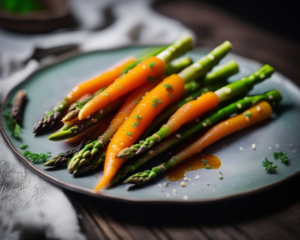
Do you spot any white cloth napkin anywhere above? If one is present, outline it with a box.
[0,0,193,239]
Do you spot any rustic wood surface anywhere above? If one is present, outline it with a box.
[65,1,300,239]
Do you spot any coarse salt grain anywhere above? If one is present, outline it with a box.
[245,116,250,122]
[175,134,181,138]
[237,103,242,109]
[183,196,188,200]
[252,143,256,150]
[158,184,162,187]
[166,193,170,197]
[163,182,168,187]
[269,146,272,150]
[184,177,188,181]
[202,123,207,127]
[256,106,261,112]
[276,144,280,148]
[180,181,186,187]
[86,115,90,119]
[195,175,200,180]
[240,147,243,150]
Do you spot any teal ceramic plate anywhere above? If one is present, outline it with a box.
[1,46,300,203]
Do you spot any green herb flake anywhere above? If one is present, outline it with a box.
[207,183,210,186]
[218,172,223,180]
[132,123,138,128]
[273,151,288,164]
[23,150,51,164]
[243,112,251,117]
[262,158,277,173]
[133,115,143,120]
[162,83,173,91]
[152,98,162,108]
[149,62,155,68]
[202,159,208,165]
[135,101,139,104]
[125,132,133,137]
[118,86,122,90]
[20,145,28,150]
[168,93,172,98]
[147,76,155,82]
[4,111,21,138]
[205,165,211,169]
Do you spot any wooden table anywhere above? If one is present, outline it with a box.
[66,1,300,239]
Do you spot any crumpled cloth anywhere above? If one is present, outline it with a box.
[0,0,192,239]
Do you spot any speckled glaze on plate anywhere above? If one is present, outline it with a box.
[1,46,300,203]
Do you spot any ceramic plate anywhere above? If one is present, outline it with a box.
[1,46,300,203]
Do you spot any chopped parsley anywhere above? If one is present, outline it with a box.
[162,83,173,91]
[207,183,210,186]
[243,112,251,117]
[20,145,28,150]
[202,159,208,165]
[125,132,133,137]
[168,93,172,98]
[133,115,143,120]
[4,111,21,138]
[262,158,277,173]
[152,98,162,108]
[118,86,122,90]
[23,150,52,164]
[218,172,223,180]
[149,62,155,68]
[132,122,140,128]
[205,165,211,169]
[147,76,155,82]
[135,101,139,104]
[273,151,288,164]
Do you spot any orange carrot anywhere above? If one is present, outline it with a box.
[94,74,185,191]
[170,101,272,163]
[96,75,165,148]
[160,92,219,136]
[66,57,137,104]
[79,57,165,120]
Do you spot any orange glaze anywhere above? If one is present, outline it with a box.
[166,154,221,181]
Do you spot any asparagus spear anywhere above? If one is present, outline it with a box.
[33,46,169,135]
[140,60,239,139]
[117,64,275,158]
[48,95,126,141]
[111,89,282,185]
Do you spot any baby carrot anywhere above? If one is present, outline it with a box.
[79,34,194,120]
[125,101,273,185]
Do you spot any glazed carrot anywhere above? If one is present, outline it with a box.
[94,74,186,191]
[79,34,194,120]
[125,101,273,184]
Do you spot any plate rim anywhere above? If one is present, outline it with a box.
[1,45,300,204]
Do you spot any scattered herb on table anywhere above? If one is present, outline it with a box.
[20,145,28,150]
[218,172,223,180]
[4,111,22,138]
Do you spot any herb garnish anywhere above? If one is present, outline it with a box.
[202,159,211,169]
[20,145,28,150]
[273,151,288,164]
[168,93,172,98]
[4,111,21,138]
[133,115,143,120]
[243,112,251,117]
[23,150,51,163]
[162,83,173,91]
[125,132,133,137]
[135,101,139,104]
[218,172,223,180]
[149,62,155,68]
[262,158,277,173]
[132,122,140,128]
[118,86,122,90]
[152,98,162,108]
